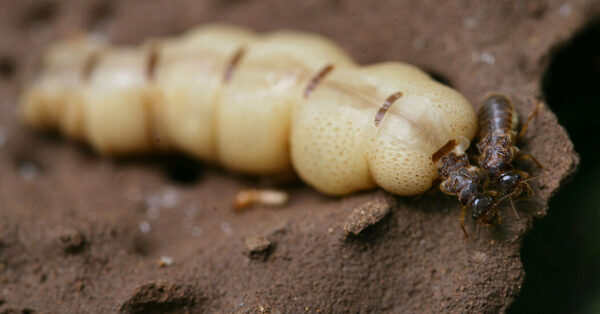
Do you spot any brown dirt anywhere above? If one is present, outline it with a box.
[0,0,585,312]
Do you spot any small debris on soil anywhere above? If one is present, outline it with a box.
[343,196,393,237]
[244,235,273,260]
[233,189,289,210]
[17,161,39,181]
[58,229,85,253]
[138,221,151,234]
[157,256,173,267]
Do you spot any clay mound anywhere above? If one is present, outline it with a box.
[0,0,581,312]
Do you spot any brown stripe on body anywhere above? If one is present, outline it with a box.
[432,139,457,163]
[223,47,246,84]
[82,51,101,81]
[303,64,334,98]
[478,94,515,137]
[325,82,441,150]
[374,91,403,127]
[145,41,160,81]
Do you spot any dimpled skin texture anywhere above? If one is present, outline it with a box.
[217,31,355,174]
[291,64,476,195]
[19,24,476,196]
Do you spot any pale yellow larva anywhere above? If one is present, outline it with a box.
[19,24,477,196]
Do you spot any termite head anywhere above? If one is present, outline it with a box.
[470,194,499,225]
[481,147,512,178]
[497,170,533,198]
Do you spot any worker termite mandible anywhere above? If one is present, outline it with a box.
[19,24,477,197]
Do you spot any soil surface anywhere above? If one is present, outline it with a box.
[0,0,585,312]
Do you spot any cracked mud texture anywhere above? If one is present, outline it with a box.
[0,0,585,312]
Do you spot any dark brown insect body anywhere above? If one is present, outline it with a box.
[476,94,539,205]
[433,139,498,237]
[476,94,519,179]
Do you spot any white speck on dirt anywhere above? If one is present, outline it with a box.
[472,251,488,263]
[192,226,203,238]
[185,203,199,217]
[160,189,179,209]
[559,3,571,17]
[139,221,151,234]
[158,255,173,267]
[463,17,477,29]
[472,52,495,65]
[220,221,232,235]
[19,161,39,181]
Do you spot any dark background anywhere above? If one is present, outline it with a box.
[510,17,600,314]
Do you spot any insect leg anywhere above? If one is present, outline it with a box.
[460,205,469,241]
[508,198,520,219]
[517,153,544,169]
[517,100,542,139]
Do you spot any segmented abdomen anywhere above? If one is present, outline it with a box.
[19,24,477,197]
[477,94,517,138]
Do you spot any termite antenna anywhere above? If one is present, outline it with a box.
[494,193,512,208]
[304,64,334,98]
[374,91,403,127]
[522,172,550,183]
[516,153,544,169]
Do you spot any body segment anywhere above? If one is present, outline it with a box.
[476,94,539,212]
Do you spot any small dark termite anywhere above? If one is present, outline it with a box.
[476,94,542,215]
[432,138,498,238]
